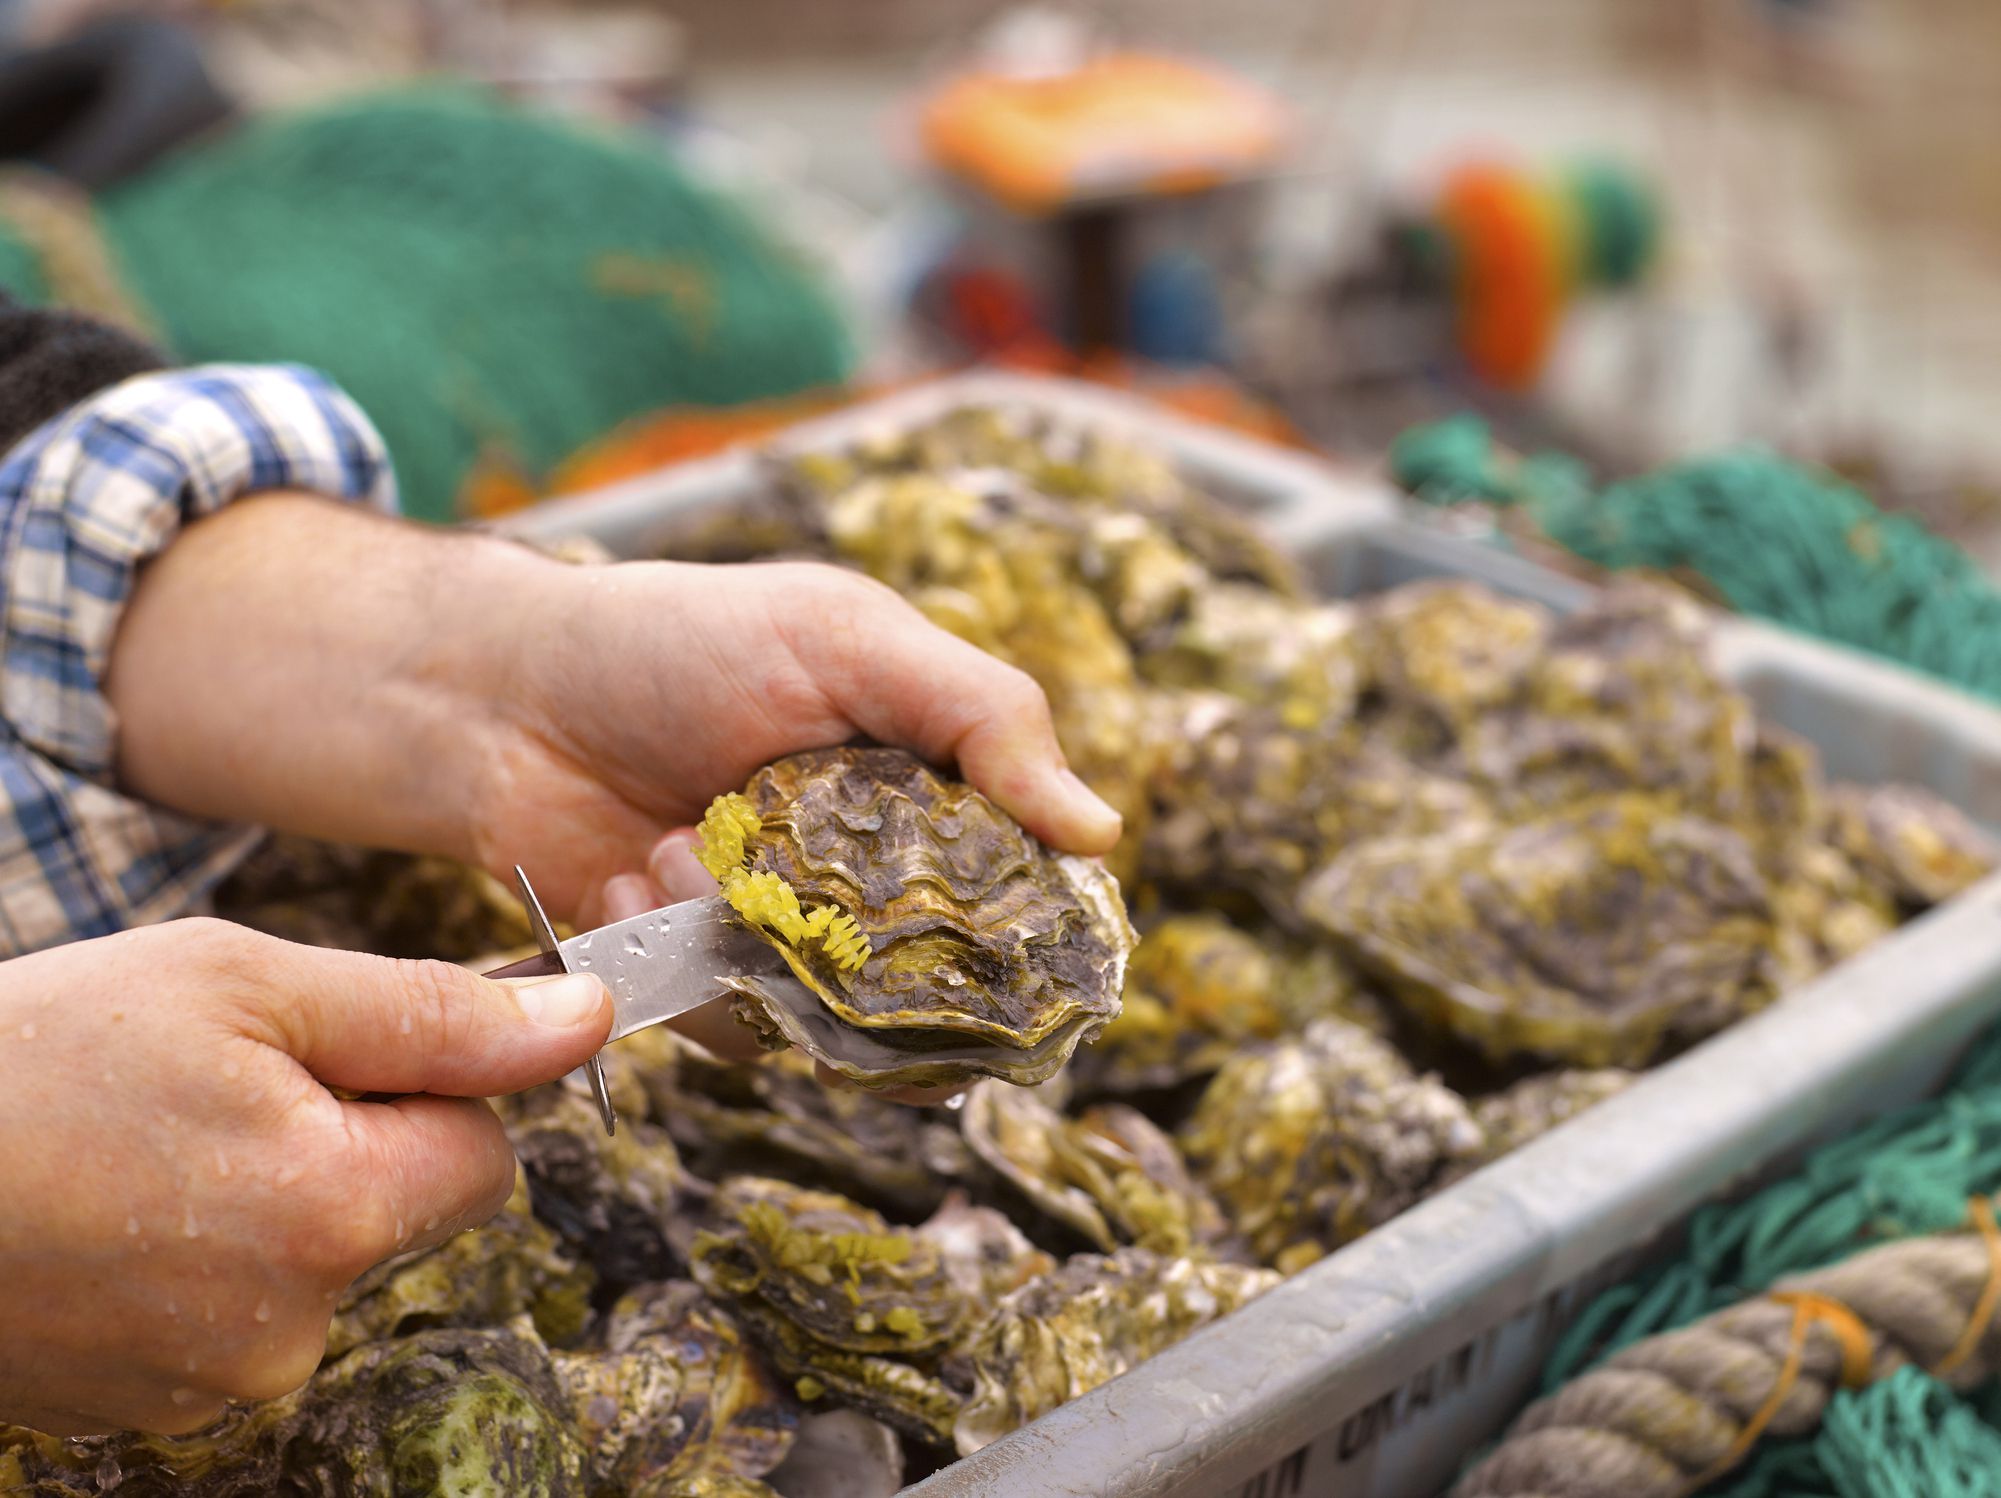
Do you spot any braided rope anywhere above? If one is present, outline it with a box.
[1451,1199,2001,1498]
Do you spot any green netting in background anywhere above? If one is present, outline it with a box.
[0,84,854,520]
[1393,415,2001,708]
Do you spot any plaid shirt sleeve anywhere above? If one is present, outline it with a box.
[0,363,396,956]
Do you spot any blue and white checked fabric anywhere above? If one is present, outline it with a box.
[0,363,395,956]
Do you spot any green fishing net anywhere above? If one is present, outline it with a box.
[1393,415,2001,706]
[0,84,853,520]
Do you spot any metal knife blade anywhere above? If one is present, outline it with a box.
[558,893,792,1042]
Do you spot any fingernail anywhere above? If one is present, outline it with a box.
[601,873,659,923]
[1058,767,1123,835]
[501,973,606,1027]
[649,832,715,891]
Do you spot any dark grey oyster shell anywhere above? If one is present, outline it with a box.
[697,747,1133,1089]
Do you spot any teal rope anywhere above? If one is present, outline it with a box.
[1393,417,2001,706]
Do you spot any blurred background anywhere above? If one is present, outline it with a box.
[1,0,1996,560]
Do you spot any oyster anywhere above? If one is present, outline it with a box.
[1303,794,1779,1066]
[212,836,530,960]
[1144,694,1489,927]
[1180,1018,1485,1273]
[329,1168,594,1357]
[554,1281,797,1495]
[695,747,1133,1089]
[287,1321,590,1496]
[1135,584,1361,730]
[497,1081,694,1288]
[646,1039,970,1220]
[1079,912,1392,1095]
[951,1248,1279,1456]
[960,1082,1228,1256]
[783,403,1301,598]
[1439,1069,1637,1186]
[0,1400,298,1496]
[1358,580,1551,739]
[915,1196,1055,1306]
[690,1177,969,1445]
[1460,581,1755,818]
[1829,781,1999,909]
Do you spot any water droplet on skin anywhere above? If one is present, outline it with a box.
[185,1352,200,1372]
[398,1014,413,1035]
[214,1149,231,1179]
[393,1217,407,1241]
[164,1298,178,1318]
[202,1305,215,1325]
[219,1059,240,1081]
[423,1216,439,1233]
[254,1299,272,1323]
[168,1387,199,1407]
[182,1205,200,1239]
[125,1215,140,1236]
[274,1163,302,1187]
[18,1023,33,1040]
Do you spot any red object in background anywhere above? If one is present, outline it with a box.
[1436,162,1569,390]
[937,264,1071,369]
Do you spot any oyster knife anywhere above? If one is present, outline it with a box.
[485,867,799,1136]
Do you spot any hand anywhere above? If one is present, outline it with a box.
[109,498,1122,922]
[475,557,1122,923]
[0,917,609,1436]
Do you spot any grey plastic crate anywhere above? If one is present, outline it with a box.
[502,371,1397,557]
[496,382,2001,1498]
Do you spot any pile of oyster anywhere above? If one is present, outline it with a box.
[16,403,1994,1495]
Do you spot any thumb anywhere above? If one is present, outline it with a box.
[244,938,611,1097]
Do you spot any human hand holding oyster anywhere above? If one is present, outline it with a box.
[625,747,1134,1103]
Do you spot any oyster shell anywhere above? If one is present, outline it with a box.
[1303,794,1779,1066]
[1358,579,1551,736]
[1180,1018,1485,1273]
[212,836,529,961]
[1460,580,1755,818]
[0,1400,298,1496]
[784,403,1301,599]
[286,1321,590,1496]
[951,1248,1279,1456]
[1829,781,2000,909]
[1135,584,1361,730]
[696,747,1133,1089]
[1078,912,1392,1096]
[328,1168,594,1357]
[1439,1069,1637,1187]
[961,1082,1229,1256]
[1144,694,1489,927]
[646,1038,970,1220]
[497,1081,695,1288]
[555,1281,797,1495]
[690,1177,970,1445]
